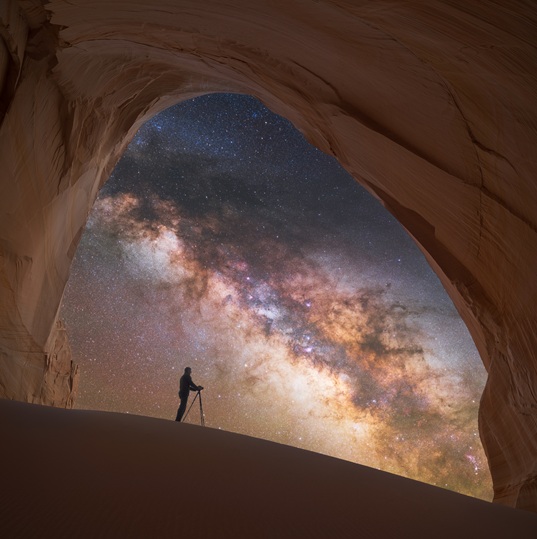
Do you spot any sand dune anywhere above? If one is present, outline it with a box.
[1,399,535,538]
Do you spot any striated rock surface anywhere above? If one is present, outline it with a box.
[0,0,536,510]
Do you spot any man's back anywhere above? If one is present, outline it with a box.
[175,366,203,422]
[179,373,194,397]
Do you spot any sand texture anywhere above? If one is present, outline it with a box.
[1,399,536,538]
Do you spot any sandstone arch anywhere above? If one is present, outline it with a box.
[1,0,536,510]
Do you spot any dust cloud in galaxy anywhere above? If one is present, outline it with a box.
[62,94,491,499]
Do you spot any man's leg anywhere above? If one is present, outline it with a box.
[175,396,188,421]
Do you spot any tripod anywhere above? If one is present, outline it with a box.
[182,390,205,426]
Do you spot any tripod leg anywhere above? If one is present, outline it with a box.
[182,391,199,422]
[199,392,205,427]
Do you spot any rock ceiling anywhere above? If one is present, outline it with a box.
[0,0,536,510]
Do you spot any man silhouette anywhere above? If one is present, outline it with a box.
[175,367,203,422]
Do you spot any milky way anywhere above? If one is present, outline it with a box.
[61,94,492,499]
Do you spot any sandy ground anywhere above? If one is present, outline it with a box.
[1,399,536,538]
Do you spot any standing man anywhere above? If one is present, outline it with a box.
[175,367,203,422]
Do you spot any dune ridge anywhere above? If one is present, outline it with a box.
[1,399,536,538]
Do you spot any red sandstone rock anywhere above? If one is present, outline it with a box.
[0,0,536,510]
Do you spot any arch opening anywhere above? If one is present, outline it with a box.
[61,93,491,500]
[1,0,536,513]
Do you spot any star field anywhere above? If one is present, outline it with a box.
[61,93,492,500]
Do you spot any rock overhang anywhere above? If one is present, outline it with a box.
[1,0,536,510]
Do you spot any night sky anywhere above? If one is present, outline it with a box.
[61,93,492,500]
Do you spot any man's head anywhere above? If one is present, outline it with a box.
[184,367,192,374]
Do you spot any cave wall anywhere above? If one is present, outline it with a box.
[1,0,536,510]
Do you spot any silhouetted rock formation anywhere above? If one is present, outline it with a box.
[1,0,536,510]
